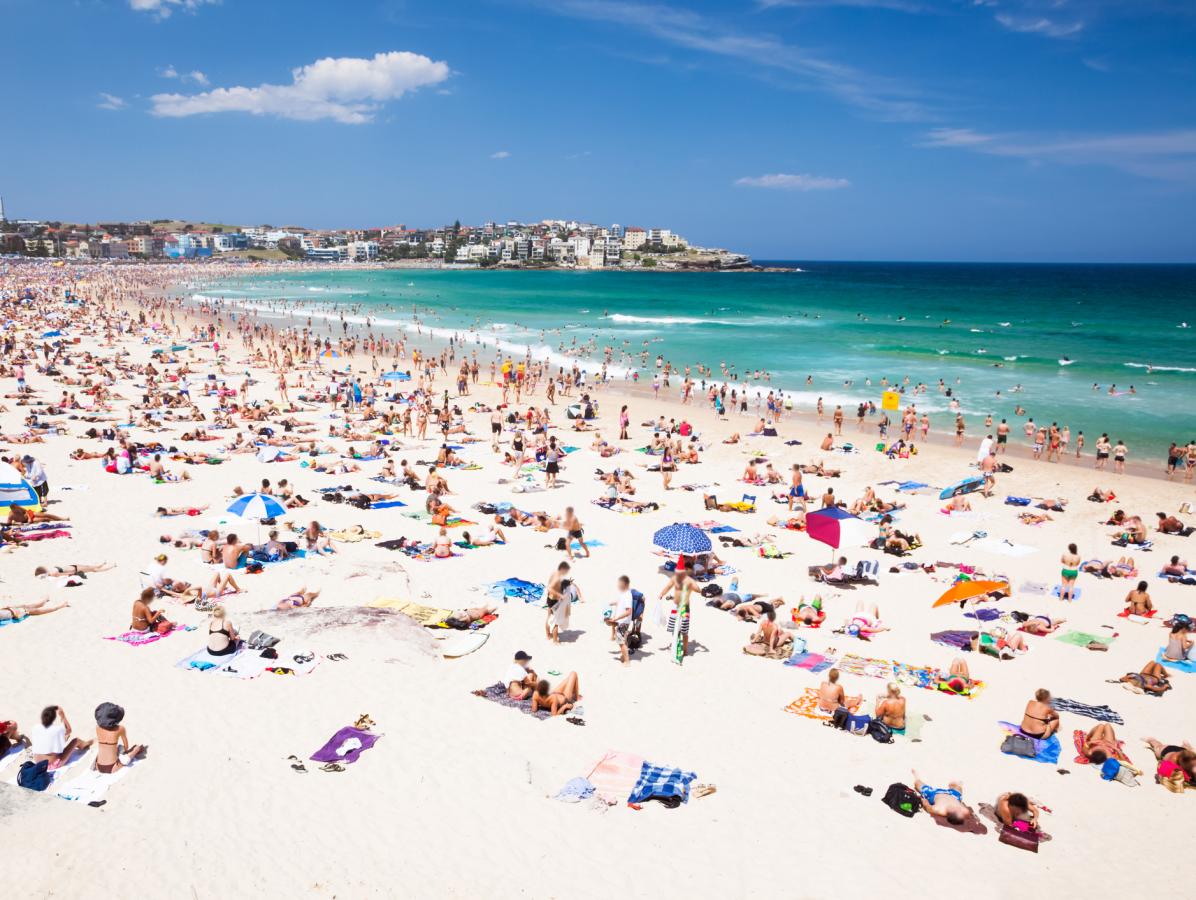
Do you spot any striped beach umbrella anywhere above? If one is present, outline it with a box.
[226,492,286,520]
[652,523,712,555]
[0,461,39,508]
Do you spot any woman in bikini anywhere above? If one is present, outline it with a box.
[1020,688,1060,739]
[93,703,146,775]
[206,605,240,656]
[1022,614,1065,635]
[1060,543,1080,601]
[34,562,115,578]
[276,586,320,611]
[1,596,70,624]
[129,588,170,634]
[530,672,581,716]
[432,526,453,559]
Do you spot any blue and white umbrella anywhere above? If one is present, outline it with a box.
[226,492,286,520]
[652,523,712,555]
[0,461,39,508]
[381,371,411,381]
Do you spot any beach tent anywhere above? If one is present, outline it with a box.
[0,462,39,508]
[806,507,873,556]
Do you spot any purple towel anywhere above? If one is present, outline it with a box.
[930,630,976,651]
[310,726,380,764]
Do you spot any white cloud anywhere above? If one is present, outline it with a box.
[921,126,1196,182]
[187,70,209,85]
[97,93,127,111]
[490,150,511,159]
[150,51,451,124]
[539,0,931,122]
[161,64,179,79]
[735,173,851,191]
[994,13,1083,37]
[130,0,219,19]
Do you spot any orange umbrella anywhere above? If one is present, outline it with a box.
[933,579,1010,608]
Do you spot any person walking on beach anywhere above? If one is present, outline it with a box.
[1113,440,1128,474]
[1095,434,1110,470]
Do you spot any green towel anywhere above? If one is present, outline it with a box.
[1056,630,1114,647]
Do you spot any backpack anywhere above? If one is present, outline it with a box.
[881,782,921,818]
[867,720,894,744]
[629,590,646,622]
[17,759,51,792]
[830,707,851,730]
[1001,734,1038,758]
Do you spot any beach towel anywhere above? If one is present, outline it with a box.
[628,761,697,806]
[1052,698,1124,725]
[1072,729,1131,765]
[783,688,831,721]
[368,599,452,626]
[55,760,140,804]
[1056,630,1114,648]
[931,630,976,651]
[586,751,646,805]
[105,625,192,646]
[1156,649,1196,673]
[1117,608,1156,621]
[486,578,545,604]
[310,726,380,765]
[783,652,836,673]
[174,646,244,672]
[1,746,90,788]
[1052,585,1083,600]
[998,722,1061,764]
[471,682,551,719]
[368,500,407,509]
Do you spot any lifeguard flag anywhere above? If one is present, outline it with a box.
[881,390,900,411]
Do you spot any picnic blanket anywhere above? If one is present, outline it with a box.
[486,578,545,604]
[628,761,697,806]
[472,682,551,719]
[998,722,1061,765]
[783,651,836,673]
[368,500,407,510]
[104,625,193,646]
[1072,729,1132,765]
[310,726,381,765]
[368,598,453,626]
[586,751,646,805]
[783,688,831,720]
[1056,630,1115,648]
[1052,698,1123,725]
[1156,649,1196,673]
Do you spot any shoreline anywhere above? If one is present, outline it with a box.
[172,269,1187,486]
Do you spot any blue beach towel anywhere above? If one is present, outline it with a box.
[1157,649,1196,673]
[486,578,545,603]
[998,722,1061,764]
[369,500,407,509]
[628,762,697,805]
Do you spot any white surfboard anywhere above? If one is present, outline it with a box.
[437,631,489,658]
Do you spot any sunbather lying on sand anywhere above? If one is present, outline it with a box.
[1081,557,1137,578]
[530,671,581,716]
[912,770,976,827]
[1021,615,1065,635]
[1118,661,1171,696]
[276,586,320,610]
[34,562,115,578]
[1,596,69,624]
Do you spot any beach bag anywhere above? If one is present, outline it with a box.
[831,707,851,730]
[791,635,808,655]
[998,823,1040,853]
[847,714,872,736]
[881,783,920,818]
[155,619,173,635]
[1001,734,1037,758]
[868,720,894,744]
[17,760,51,792]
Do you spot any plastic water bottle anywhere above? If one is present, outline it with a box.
[730,577,739,593]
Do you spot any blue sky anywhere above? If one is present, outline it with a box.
[3,0,1195,261]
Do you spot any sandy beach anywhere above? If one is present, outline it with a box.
[2,261,1195,899]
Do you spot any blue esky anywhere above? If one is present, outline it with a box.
[3,0,1195,261]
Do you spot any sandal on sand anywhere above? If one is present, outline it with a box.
[565,716,585,726]
[287,755,307,773]
[320,763,345,773]
[693,784,717,799]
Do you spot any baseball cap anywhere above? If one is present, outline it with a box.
[514,651,532,662]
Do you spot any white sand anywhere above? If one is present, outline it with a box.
[1,264,1194,898]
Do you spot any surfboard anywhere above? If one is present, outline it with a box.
[437,631,489,658]
[939,476,986,500]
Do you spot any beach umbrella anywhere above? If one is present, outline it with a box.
[0,461,39,508]
[652,523,712,555]
[319,349,340,359]
[381,371,410,381]
[805,507,873,553]
[933,579,1010,608]
[226,492,286,542]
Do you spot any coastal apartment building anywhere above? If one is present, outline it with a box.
[622,228,647,251]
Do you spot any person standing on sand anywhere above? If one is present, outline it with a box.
[1060,543,1080,602]
[980,450,998,497]
[1095,434,1110,470]
[658,568,701,659]
[1113,440,1128,475]
[996,418,1009,454]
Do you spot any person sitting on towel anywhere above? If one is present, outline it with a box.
[505,651,537,701]
[818,669,861,713]
[874,684,906,730]
[206,605,241,656]
[995,792,1040,831]
[1124,583,1154,617]
[530,672,581,717]
[1020,688,1060,739]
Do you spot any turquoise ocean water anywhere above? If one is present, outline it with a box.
[197,262,1196,454]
